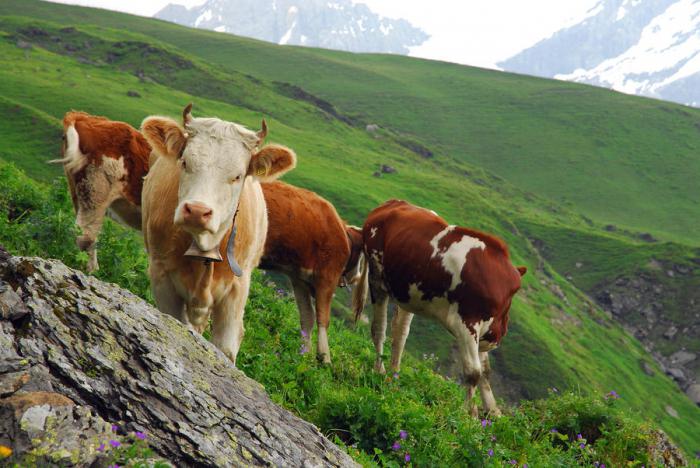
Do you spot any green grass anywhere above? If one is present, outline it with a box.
[0,2,698,457]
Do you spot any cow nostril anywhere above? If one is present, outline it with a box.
[203,209,212,219]
[184,203,193,215]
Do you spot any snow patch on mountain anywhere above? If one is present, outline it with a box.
[556,0,700,99]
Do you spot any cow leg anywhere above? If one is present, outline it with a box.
[390,306,414,373]
[291,279,314,358]
[314,282,335,365]
[371,293,389,374]
[211,273,251,365]
[479,352,500,416]
[151,272,187,325]
[444,305,482,417]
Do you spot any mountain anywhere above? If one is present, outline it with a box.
[154,0,428,54]
[499,0,700,106]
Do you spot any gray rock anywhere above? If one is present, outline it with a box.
[365,124,379,133]
[0,250,355,467]
[665,405,679,418]
[666,368,685,382]
[669,351,696,366]
[641,360,655,376]
[664,325,678,340]
[686,384,700,405]
[380,164,397,174]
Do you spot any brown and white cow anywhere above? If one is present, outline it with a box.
[352,199,526,416]
[50,111,151,272]
[140,105,296,363]
[260,181,364,363]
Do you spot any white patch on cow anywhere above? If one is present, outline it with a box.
[370,227,378,238]
[370,249,383,274]
[430,226,485,291]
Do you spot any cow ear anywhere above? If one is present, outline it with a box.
[248,144,296,181]
[517,266,527,277]
[141,116,187,160]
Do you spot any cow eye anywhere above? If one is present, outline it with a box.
[231,175,241,183]
[181,160,187,170]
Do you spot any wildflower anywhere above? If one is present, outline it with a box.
[593,463,599,467]
[579,443,586,450]
[393,372,400,379]
[300,330,308,338]
[404,453,411,462]
[0,445,12,458]
[490,435,496,442]
[399,430,408,440]
[577,433,583,440]
[111,424,119,432]
[96,443,106,452]
[109,440,121,448]
[392,441,401,451]
[550,428,558,433]
[487,449,494,457]
[135,431,146,440]
[607,390,619,399]
[299,344,308,355]
[481,419,492,428]
[509,461,517,465]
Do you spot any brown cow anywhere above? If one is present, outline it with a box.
[141,105,296,363]
[50,111,151,272]
[260,181,364,363]
[352,199,526,416]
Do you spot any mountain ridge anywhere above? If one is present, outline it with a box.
[155,0,428,54]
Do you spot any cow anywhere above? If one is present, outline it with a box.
[140,105,296,363]
[352,199,526,417]
[49,111,151,272]
[259,180,364,363]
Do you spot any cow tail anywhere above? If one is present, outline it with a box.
[352,252,369,323]
[48,125,86,174]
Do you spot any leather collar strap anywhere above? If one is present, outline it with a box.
[225,176,246,277]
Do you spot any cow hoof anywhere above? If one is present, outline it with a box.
[374,361,386,374]
[317,354,332,365]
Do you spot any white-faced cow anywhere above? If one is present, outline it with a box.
[141,105,296,363]
[50,111,151,272]
[260,181,364,363]
[352,199,526,416]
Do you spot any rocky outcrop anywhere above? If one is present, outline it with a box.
[0,248,356,466]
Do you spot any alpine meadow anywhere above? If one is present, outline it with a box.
[0,0,699,466]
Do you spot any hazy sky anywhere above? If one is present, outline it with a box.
[47,0,600,68]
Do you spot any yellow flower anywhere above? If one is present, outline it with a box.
[0,445,12,458]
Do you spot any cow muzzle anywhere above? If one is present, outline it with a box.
[180,202,214,230]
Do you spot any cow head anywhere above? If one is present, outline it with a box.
[343,225,365,285]
[142,104,296,256]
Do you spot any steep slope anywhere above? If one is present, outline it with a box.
[155,0,428,54]
[0,3,699,454]
[501,0,700,107]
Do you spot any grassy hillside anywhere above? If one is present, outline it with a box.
[0,2,698,457]
[1,0,699,244]
[0,161,684,466]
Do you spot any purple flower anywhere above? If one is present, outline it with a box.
[111,424,119,432]
[579,443,586,450]
[404,453,411,462]
[393,372,400,379]
[392,441,401,451]
[523,465,528,468]
[481,419,491,428]
[109,440,121,448]
[550,428,558,433]
[399,430,408,440]
[594,462,600,467]
[135,431,146,440]
[601,465,606,468]
[509,461,517,465]
[577,433,583,440]
[300,330,308,338]
[607,390,619,399]
[299,344,309,355]
[490,435,497,442]
[96,443,105,452]
[487,449,494,457]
